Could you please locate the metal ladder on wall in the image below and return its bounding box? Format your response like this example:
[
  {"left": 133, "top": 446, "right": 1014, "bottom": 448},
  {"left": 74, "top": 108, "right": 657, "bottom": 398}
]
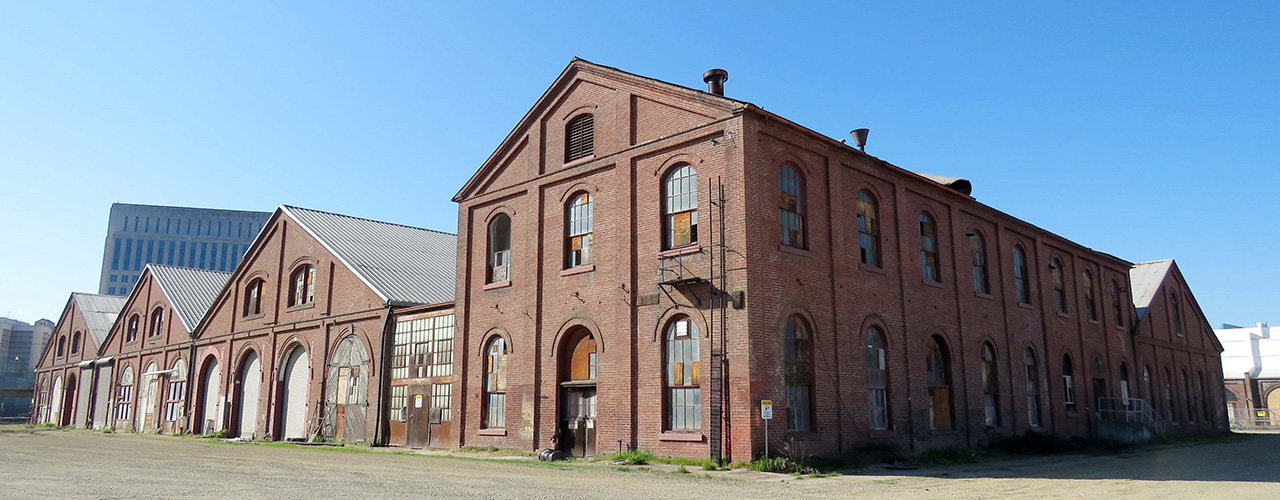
[{"left": 707, "top": 178, "right": 729, "bottom": 465}]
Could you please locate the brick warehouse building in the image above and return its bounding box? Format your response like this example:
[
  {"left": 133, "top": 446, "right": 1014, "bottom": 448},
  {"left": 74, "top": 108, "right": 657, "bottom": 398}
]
[{"left": 449, "top": 59, "right": 1225, "bottom": 462}]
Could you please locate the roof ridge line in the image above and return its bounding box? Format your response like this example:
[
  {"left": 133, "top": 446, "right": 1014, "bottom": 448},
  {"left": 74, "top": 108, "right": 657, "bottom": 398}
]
[{"left": 280, "top": 204, "right": 457, "bottom": 236}]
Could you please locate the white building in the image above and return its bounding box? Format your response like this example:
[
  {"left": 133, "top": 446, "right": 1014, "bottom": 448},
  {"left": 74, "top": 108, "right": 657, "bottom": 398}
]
[{"left": 1215, "top": 322, "right": 1280, "bottom": 424}]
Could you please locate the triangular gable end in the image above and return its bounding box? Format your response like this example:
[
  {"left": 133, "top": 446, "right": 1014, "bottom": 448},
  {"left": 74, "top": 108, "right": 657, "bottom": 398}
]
[
  {"left": 35, "top": 294, "right": 79, "bottom": 369},
  {"left": 452, "top": 58, "right": 744, "bottom": 202},
  {"left": 1166, "top": 261, "right": 1224, "bottom": 353}
]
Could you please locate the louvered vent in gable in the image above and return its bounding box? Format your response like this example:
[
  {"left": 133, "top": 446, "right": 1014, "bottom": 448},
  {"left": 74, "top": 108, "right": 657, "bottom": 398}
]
[{"left": 565, "top": 114, "right": 595, "bottom": 163}]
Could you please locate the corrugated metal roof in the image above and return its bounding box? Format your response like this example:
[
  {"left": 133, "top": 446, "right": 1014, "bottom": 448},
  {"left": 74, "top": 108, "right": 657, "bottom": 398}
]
[
  {"left": 71, "top": 293, "right": 126, "bottom": 345},
  {"left": 1129, "top": 259, "right": 1174, "bottom": 318},
  {"left": 148, "top": 265, "right": 232, "bottom": 333},
  {"left": 282, "top": 205, "right": 457, "bottom": 306}
]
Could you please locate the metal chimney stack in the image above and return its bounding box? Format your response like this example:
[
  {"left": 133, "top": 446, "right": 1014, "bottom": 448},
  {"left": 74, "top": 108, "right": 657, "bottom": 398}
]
[{"left": 703, "top": 69, "right": 728, "bottom": 96}]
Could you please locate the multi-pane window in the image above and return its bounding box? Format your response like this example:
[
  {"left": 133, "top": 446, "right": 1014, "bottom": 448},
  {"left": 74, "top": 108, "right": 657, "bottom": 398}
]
[
  {"left": 1050, "top": 259, "right": 1067, "bottom": 314},
  {"left": 488, "top": 214, "right": 511, "bottom": 283},
  {"left": 126, "top": 314, "right": 140, "bottom": 343},
  {"left": 244, "top": 279, "right": 263, "bottom": 317},
  {"left": 71, "top": 332, "right": 81, "bottom": 354},
  {"left": 431, "top": 383, "right": 452, "bottom": 423},
  {"left": 289, "top": 265, "right": 316, "bottom": 306},
  {"left": 565, "top": 114, "right": 594, "bottom": 162},
  {"left": 856, "top": 191, "right": 880, "bottom": 267},
  {"left": 663, "top": 164, "right": 698, "bottom": 249},
  {"left": 390, "top": 386, "right": 408, "bottom": 422},
  {"left": 970, "top": 233, "right": 989, "bottom": 294},
  {"left": 866, "top": 327, "right": 889, "bottom": 431},
  {"left": 116, "top": 366, "right": 134, "bottom": 421},
  {"left": 149, "top": 308, "right": 165, "bottom": 338},
  {"left": 566, "top": 193, "right": 593, "bottom": 268},
  {"left": 164, "top": 359, "right": 187, "bottom": 423},
  {"left": 981, "top": 342, "right": 999, "bottom": 427},
  {"left": 926, "top": 335, "right": 953, "bottom": 430},
  {"left": 1170, "top": 292, "right": 1183, "bottom": 336},
  {"left": 1182, "top": 369, "right": 1194, "bottom": 422},
  {"left": 391, "top": 315, "right": 455, "bottom": 380},
  {"left": 1026, "top": 348, "right": 1042, "bottom": 427},
  {"left": 778, "top": 165, "right": 805, "bottom": 248},
  {"left": 1111, "top": 280, "right": 1125, "bottom": 327},
  {"left": 919, "top": 213, "right": 940, "bottom": 282},
  {"left": 1062, "top": 354, "right": 1076, "bottom": 412},
  {"left": 1013, "top": 247, "right": 1030, "bottom": 304},
  {"left": 666, "top": 317, "right": 701, "bottom": 431},
  {"left": 784, "top": 316, "right": 813, "bottom": 433},
  {"left": 1083, "top": 271, "right": 1097, "bottom": 321},
  {"left": 484, "top": 337, "right": 507, "bottom": 429}
]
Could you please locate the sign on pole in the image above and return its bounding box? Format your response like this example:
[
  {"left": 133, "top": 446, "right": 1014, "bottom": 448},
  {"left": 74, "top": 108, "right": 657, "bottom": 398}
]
[{"left": 760, "top": 400, "right": 773, "bottom": 420}]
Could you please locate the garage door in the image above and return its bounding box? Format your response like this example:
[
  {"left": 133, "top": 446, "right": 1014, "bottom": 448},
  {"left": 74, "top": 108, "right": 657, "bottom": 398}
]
[
  {"left": 237, "top": 352, "right": 261, "bottom": 439},
  {"left": 280, "top": 347, "right": 309, "bottom": 440}
]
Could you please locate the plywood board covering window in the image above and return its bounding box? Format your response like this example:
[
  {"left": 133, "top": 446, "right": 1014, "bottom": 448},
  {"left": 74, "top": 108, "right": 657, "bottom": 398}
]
[{"left": 663, "top": 165, "right": 698, "bottom": 249}]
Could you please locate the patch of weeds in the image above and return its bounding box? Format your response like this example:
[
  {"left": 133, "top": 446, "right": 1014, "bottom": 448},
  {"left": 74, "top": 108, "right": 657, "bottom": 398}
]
[
  {"left": 607, "top": 449, "right": 657, "bottom": 465},
  {"left": 675, "top": 465, "right": 690, "bottom": 474},
  {"left": 101, "top": 427, "right": 114, "bottom": 434}
]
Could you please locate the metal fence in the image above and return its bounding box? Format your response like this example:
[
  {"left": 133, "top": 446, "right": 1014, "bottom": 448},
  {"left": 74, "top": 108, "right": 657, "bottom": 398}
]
[{"left": 1228, "top": 407, "right": 1280, "bottom": 429}]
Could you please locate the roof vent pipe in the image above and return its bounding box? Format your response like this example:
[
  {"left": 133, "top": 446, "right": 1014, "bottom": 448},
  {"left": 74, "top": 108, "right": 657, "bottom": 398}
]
[
  {"left": 851, "top": 128, "right": 869, "bottom": 152},
  {"left": 703, "top": 69, "right": 728, "bottom": 96}
]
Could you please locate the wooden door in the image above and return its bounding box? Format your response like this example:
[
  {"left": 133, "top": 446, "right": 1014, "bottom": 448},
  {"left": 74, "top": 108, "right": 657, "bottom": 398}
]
[
  {"left": 559, "top": 386, "right": 597, "bottom": 458},
  {"left": 406, "top": 384, "right": 428, "bottom": 449}
]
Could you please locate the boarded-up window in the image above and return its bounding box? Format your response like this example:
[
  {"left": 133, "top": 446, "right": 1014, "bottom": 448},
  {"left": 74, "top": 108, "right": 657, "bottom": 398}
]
[
  {"left": 484, "top": 337, "right": 507, "bottom": 428},
  {"left": 566, "top": 192, "right": 593, "bottom": 268},
  {"left": 926, "top": 336, "right": 952, "bottom": 430},
  {"left": 866, "top": 327, "right": 889, "bottom": 431},
  {"left": 981, "top": 342, "right": 999, "bottom": 427},
  {"left": 290, "top": 265, "right": 316, "bottom": 307},
  {"left": 784, "top": 316, "right": 813, "bottom": 433},
  {"left": 919, "top": 213, "right": 940, "bottom": 282},
  {"left": 665, "top": 317, "right": 700, "bottom": 431},
  {"left": 565, "top": 114, "right": 594, "bottom": 162},
  {"left": 663, "top": 164, "right": 698, "bottom": 249},
  {"left": 778, "top": 165, "right": 805, "bottom": 248},
  {"left": 338, "top": 366, "right": 361, "bottom": 405},
  {"left": 856, "top": 190, "right": 880, "bottom": 267},
  {"left": 568, "top": 334, "right": 597, "bottom": 381},
  {"left": 488, "top": 214, "right": 511, "bottom": 283}
]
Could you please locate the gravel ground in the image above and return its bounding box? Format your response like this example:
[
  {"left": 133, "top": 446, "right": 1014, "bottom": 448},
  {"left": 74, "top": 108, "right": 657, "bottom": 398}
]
[{"left": 2, "top": 427, "right": 1279, "bottom": 499}]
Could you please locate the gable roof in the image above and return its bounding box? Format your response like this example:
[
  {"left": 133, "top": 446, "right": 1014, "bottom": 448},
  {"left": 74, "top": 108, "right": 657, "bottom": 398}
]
[
  {"left": 1129, "top": 259, "right": 1174, "bottom": 317},
  {"left": 282, "top": 205, "right": 457, "bottom": 306},
  {"left": 70, "top": 293, "right": 126, "bottom": 346},
  {"left": 147, "top": 265, "right": 232, "bottom": 333}
]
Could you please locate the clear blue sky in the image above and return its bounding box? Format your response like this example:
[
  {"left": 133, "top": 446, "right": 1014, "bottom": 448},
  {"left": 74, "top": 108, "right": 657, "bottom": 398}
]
[{"left": 1, "top": 2, "right": 1276, "bottom": 328}]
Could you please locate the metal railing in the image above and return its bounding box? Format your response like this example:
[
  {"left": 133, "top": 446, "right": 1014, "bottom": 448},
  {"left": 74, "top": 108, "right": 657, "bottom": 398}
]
[
  {"left": 1228, "top": 407, "right": 1280, "bottom": 430},
  {"left": 1096, "top": 397, "right": 1165, "bottom": 436}
]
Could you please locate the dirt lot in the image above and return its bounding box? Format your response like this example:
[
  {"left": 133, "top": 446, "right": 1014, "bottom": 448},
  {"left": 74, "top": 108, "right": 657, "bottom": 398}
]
[{"left": 2, "top": 428, "right": 1278, "bottom": 499}]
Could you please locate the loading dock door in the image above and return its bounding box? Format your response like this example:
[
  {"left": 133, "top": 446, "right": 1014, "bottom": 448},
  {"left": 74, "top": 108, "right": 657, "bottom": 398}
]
[
  {"left": 406, "top": 384, "right": 428, "bottom": 449},
  {"left": 237, "top": 352, "right": 262, "bottom": 439},
  {"left": 280, "top": 348, "right": 309, "bottom": 440}
]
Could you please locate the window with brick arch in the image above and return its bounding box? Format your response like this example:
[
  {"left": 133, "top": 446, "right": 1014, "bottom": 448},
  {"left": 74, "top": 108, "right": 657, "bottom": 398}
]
[
  {"left": 1170, "top": 292, "right": 1183, "bottom": 336},
  {"left": 565, "top": 114, "right": 594, "bottom": 163},
  {"left": 919, "top": 213, "right": 940, "bottom": 282},
  {"left": 1164, "top": 367, "right": 1175, "bottom": 422},
  {"left": 487, "top": 214, "right": 511, "bottom": 283},
  {"left": 289, "top": 265, "right": 316, "bottom": 307},
  {"left": 165, "top": 359, "right": 187, "bottom": 423},
  {"left": 866, "top": 327, "right": 890, "bottom": 431},
  {"left": 1142, "top": 364, "right": 1153, "bottom": 406},
  {"left": 116, "top": 366, "right": 134, "bottom": 422},
  {"left": 981, "top": 342, "right": 999, "bottom": 427},
  {"left": 663, "top": 164, "right": 698, "bottom": 249},
  {"left": 1182, "top": 369, "right": 1194, "bottom": 423},
  {"left": 784, "top": 315, "right": 813, "bottom": 433},
  {"left": 778, "top": 165, "right": 805, "bottom": 248},
  {"left": 926, "top": 335, "right": 953, "bottom": 430},
  {"left": 244, "top": 279, "right": 263, "bottom": 317},
  {"left": 1062, "top": 354, "right": 1076, "bottom": 412},
  {"left": 1120, "top": 362, "right": 1132, "bottom": 411},
  {"left": 856, "top": 190, "right": 880, "bottom": 267},
  {"left": 1083, "top": 270, "right": 1097, "bottom": 321},
  {"left": 56, "top": 336, "right": 65, "bottom": 357},
  {"left": 71, "top": 331, "right": 81, "bottom": 355},
  {"left": 1013, "top": 246, "right": 1030, "bottom": 304},
  {"left": 565, "top": 192, "right": 593, "bottom": 268},
  {"left": 1111, "top": 280, "right": 1124, "bottom": 327},
  {"left": 1026, "top": 348, "right": 1042, "bottom": 427},
  {"left": 484, "top": 336, "right": 507, "bottom": 429},
  {"left": 149, "top": 307, "right": 164, "bottom": 338},
  {"left": 665, "top": 317, "right": 700, "bottom": 431},
  {"left": 970, "top": 233, "right": 990, "bottom": 294},
  {"left": 1197, "top": 371, "right": 1209, "bottom": 425},
  {"left": 1050, "top": 259, "right": 1067, "bottom": 314},
  {"left": 126, "top": 314, "right": 140, "bottom": 343}
]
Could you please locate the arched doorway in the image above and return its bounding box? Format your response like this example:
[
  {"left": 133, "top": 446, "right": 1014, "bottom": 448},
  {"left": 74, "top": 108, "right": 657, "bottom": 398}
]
[
  {"left": 195, "top": 356, "right": 222, "bottom": 435},
  {"left": 1267, "top": 389, "right": 1280, "bottom": 426},
  {"left": 325, "top": 335, "right": 370, "bottom": 442},
  {"left": 59, "top": 375, "right": 76, "bottom": 426},
  {"left": 49, "top": 376, "right": 63, "bottom": 425},
  {"left": 137, "top": 362, "right": 159, "bottom": 432},
  {"left": 235, "top": 351, "right": 262, "bottom": 439},
  {"left": 278, "top": 345, "right": 310, "bottom": 441},
  {"left": 558, "top": 329, "right": 598, "bottom": 458},
  {"left": 1225, "top": 390, "right": 1239, "bottom": 427}
]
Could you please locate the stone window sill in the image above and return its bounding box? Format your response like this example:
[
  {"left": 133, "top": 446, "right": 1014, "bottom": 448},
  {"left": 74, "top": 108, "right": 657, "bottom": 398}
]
[
  {"left": 242, "top": 313, "right": 265, "bottom": 321},
  {"left": 975, "top": 291, "right": 993, "bottom": 300},
  {"left": 563, "top": 155, "right": 596, "bottom": 169},
  {"left": 483, "top": 280, "right": 511, "bottom": 291},
  {"left": 859, "top": 263, "right": 886, "bottom": 274},
  {"left": 658, "top": 432, "right": 704, "bottom": 442},
  {"left": 559, "top": 265, "right": 594, "bottom": 277},
  {"left": 1018, "top": 302, "right": 1035, "bottom": 310},
  {"left": 658, "top": 246, "right": 701, "bottom": 259},
  {"left": 478, "top": 428, "right": 507, "bottom": 436},
  {"left": 1057, "top": 311, "right": 1070, "bottom": 319},
  {"left": 778, "top": 244, "right": 812, "bottom": 258},
  {"left": 922, "top": 279, "right": 944, "bottom": 289},
  {"left": 286, "top": 302, "right": 315, "bottom": 313},
  {"left": 1087, "top": 319, "right": 1100, "bottom": 326}
]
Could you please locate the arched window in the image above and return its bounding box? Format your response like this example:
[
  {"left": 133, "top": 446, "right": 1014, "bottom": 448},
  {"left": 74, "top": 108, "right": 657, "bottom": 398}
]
[
  {"left": 289, "top": 265, "right": 316, "bottom": 306},
  {"left": 565, "top": 114, "right": 594, "bottom": 162},
  {"left": 1182, "top": 369, "right": 1194, "bottom": 422},
  {"left": 778, "top": 165, "right": 805, "bottom": 248},
  {"left": 71, "top": 331, "right": 81, "bottom": 355},
  {"left": 1164, "top": 367, "right": 1175, "bottom": 422},
  {"left": 116, "top": 366, "right": 135, "bottom": 422},
  {"left": 487, "top": 214, "right": 511, "bottom": 283},
  {"left": 165, "top": 359, "right": 187, "bottom": 423},
  {"left": 1170, "top": 292, "right": 1183, "bottom": 336},
  {"left": 970, "top": 233, "right": 989, "bottom": 294},
  {"left": 1062, "top": 354, "right": 1076, "bottom": 412},
  {"left": 919, "top": 213, "right": 940, "bottom": 282},
  {"left": 981, "top": 342, "right": 999, "bottom": 427},
  {"left": 126, "top": 314, "right": 140, "bottom": 343},
  {"left": 866, "top": 327, "right": 889, "bottom": 431},
  {"left": 244, "top": 279, "right": 263, "bottom": 317},
  {"left": 1120, "top": 362, "right": 1131, "bottom": 410},
  {"left": 1050, "top": 259, "right": 1067, "bottom": 314},
  {"left": 1026, "top": 348, "right": 1042, "bottom": 427},
  {"left": 665, "top": 317, "right": 701, "bottom": 431},
  {"left": 663, "top": 164, "right": 698, "bottom": 249},
  {"left": 149, "top": 307, "right": 165, "bottom": 338},
  {"left": 1083, "top": 270, "right": 1097, "bottom": 321},
  {"left": 565, "top": 192, "right": 593, "bottom": 268},
  {"left": 1111, "top": 280, "right": 1124, "bottom": 327},
  {"left": 1013, "top": 246, "right": 1030, "bottom": 304},
  {"left": 483, "top": 337, "right": 507, "bottom": 429},
  {"left": 856, "top": 190, "right": 880, "bottom": 267},
  {"left": 926, "top": 335, "right": 952, "bottom": 430},
  {"left": 784, "top": 315, "right": 813, "bottom": 432},
  {"left": 1143, "top": 364, "right": 1153, "bottom": 404},
  {"left": 56, "top": 336, "right": 66, "bottom": 357},
  {"left": 1197, "top": 371, "right": 1209, "bottom": 425}
]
